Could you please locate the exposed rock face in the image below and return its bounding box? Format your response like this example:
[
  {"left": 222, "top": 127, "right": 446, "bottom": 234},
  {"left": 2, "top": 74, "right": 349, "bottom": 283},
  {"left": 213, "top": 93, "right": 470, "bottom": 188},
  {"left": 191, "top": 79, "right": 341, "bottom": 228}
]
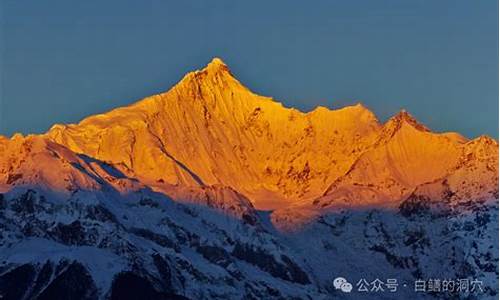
[{"left": 0, "top": 58, "right": 497, "bottom": 299}]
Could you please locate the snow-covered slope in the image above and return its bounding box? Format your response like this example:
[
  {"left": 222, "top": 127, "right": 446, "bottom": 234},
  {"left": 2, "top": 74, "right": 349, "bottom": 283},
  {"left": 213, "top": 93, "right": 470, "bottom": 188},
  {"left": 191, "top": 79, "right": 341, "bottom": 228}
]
[
  {"left": 46, "top": 58, "right": 382, "bottom": 209},
  {"left": 315, "top": 113, "right": 497, "bottom": 209},
  {"left": 0, "top": 58, "right": 497, "bottom": 300}
]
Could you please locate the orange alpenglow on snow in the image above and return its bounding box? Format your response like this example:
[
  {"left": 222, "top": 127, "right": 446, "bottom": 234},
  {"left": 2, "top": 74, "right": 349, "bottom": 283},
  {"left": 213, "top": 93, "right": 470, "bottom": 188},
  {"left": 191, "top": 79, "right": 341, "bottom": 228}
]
[{"left": 0, "top": 58, "right": 498, "bottom": 229}]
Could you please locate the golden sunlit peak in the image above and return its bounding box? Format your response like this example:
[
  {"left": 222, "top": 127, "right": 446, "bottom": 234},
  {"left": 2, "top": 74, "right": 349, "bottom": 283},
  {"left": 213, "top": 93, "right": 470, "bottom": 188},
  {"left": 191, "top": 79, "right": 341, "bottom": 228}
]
[
  {"left": 392, "top": 109, "right": 416, "bottom": 122},
  {"left": 472, "top": 134, "right": 498, "bottom": 145},
  {"left": 177, "top": 57, "right": 233, "bottom": 87},
  {"left": 389, "top": 109, "right": 430, "bottom": 132},
  {"left": 205, "top": 57, "right": 229, "bottom": 71},
  {"left": 209, "top": 57, "right": 226, "bottom": 66}
]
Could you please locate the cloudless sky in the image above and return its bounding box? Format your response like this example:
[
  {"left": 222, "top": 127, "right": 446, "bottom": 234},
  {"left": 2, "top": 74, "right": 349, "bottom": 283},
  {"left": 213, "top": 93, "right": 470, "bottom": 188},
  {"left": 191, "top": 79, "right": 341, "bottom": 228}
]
[{"left": 0, "top": 0, "right": 498, "bottom": 138}]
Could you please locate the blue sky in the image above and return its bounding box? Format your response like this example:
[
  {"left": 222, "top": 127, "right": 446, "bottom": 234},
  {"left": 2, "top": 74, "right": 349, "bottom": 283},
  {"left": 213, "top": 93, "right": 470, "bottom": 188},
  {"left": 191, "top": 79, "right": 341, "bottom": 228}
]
[{"left": 1, "top": 0, "right": 498, "bottom": 138}]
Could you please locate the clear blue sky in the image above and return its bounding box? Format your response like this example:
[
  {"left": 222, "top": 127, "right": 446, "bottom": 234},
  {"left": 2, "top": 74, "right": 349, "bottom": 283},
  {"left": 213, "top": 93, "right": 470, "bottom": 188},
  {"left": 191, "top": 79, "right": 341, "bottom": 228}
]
[{"left": 1, "top": 0, "right": 498, "bottom": 138}]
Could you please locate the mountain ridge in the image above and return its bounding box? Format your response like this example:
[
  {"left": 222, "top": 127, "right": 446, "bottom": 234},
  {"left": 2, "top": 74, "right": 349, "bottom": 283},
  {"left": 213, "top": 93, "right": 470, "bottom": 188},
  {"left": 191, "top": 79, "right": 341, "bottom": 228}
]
[
  {"left": 0, "top": 58, "right": 498, "bottom": 299},
  {"left": 1, "top": 58, "right": 497, "bottom": 216}
]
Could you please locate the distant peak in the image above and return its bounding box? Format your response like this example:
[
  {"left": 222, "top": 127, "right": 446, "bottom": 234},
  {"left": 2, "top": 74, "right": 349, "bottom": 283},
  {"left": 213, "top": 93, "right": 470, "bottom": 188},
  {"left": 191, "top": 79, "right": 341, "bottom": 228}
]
[
  {"left": 208, "top": 57, "right": 227, "bottom": 67},
  {"left": 205, "top": 57, "right": 230, "bottom": 73},
  {"left": 353, "top": 102, "right": 367, "bottom": 109},
  {"left": 174, "top": 57, "right": 238, "bottom": 93},
  {"left": 11, "top": 133, "right": 26, "bottom": 140},
  {"left": 375, "top": 109, "right": 430, "bottom": 144},
  {"left": 178, "top": 57, "right": 233, "bottom": 84},
  {"left": 349, "top": 102, "right": 373, "bottom": 113},
  {"left": 394, "top": 109, "right": 411, "bottom": 120},
  {"left": 389, "top": 109, "right": 429, "bottom": 132},
  {"left": 470, "top": 135, "right": 498, "bottom": 146}
]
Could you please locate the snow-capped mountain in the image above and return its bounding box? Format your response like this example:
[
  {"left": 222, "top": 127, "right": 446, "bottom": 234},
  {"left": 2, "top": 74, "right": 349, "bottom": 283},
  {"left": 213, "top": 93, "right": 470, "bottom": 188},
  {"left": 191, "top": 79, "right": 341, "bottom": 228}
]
[{"left": 0, "top": 58, "right": 497, "bottom": 300}]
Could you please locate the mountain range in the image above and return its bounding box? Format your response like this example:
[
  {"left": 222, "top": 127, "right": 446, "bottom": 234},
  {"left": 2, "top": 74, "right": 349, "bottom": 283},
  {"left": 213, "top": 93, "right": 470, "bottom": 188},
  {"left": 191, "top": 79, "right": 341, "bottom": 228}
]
[{"left": 0, "top": 58, "right": 498, "bottom": 300}]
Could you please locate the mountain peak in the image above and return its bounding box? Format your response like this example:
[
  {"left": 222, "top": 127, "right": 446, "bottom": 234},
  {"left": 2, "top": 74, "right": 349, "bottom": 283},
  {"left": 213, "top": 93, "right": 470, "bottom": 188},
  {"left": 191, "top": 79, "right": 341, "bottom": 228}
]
[
  {"left": 387, "top": 109, "right": 430, "bottom": 132},
  {"left": 204, "top": 57, "right": 230, "bottom": 74},
  {"left": 393, "top": 109, "right": 414, "bottom": 122},
  {"left": 374, "top": 109, "right": 430, "bottom": 145},
  {"left": 467, "top": 135, "right": 499, "bottom": 149},
  {"left": 177, "top": 57, "right": 235, "bottom": 89},
  {"left": 207, "top": 57, "right": 227, "bottom": 68}
]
